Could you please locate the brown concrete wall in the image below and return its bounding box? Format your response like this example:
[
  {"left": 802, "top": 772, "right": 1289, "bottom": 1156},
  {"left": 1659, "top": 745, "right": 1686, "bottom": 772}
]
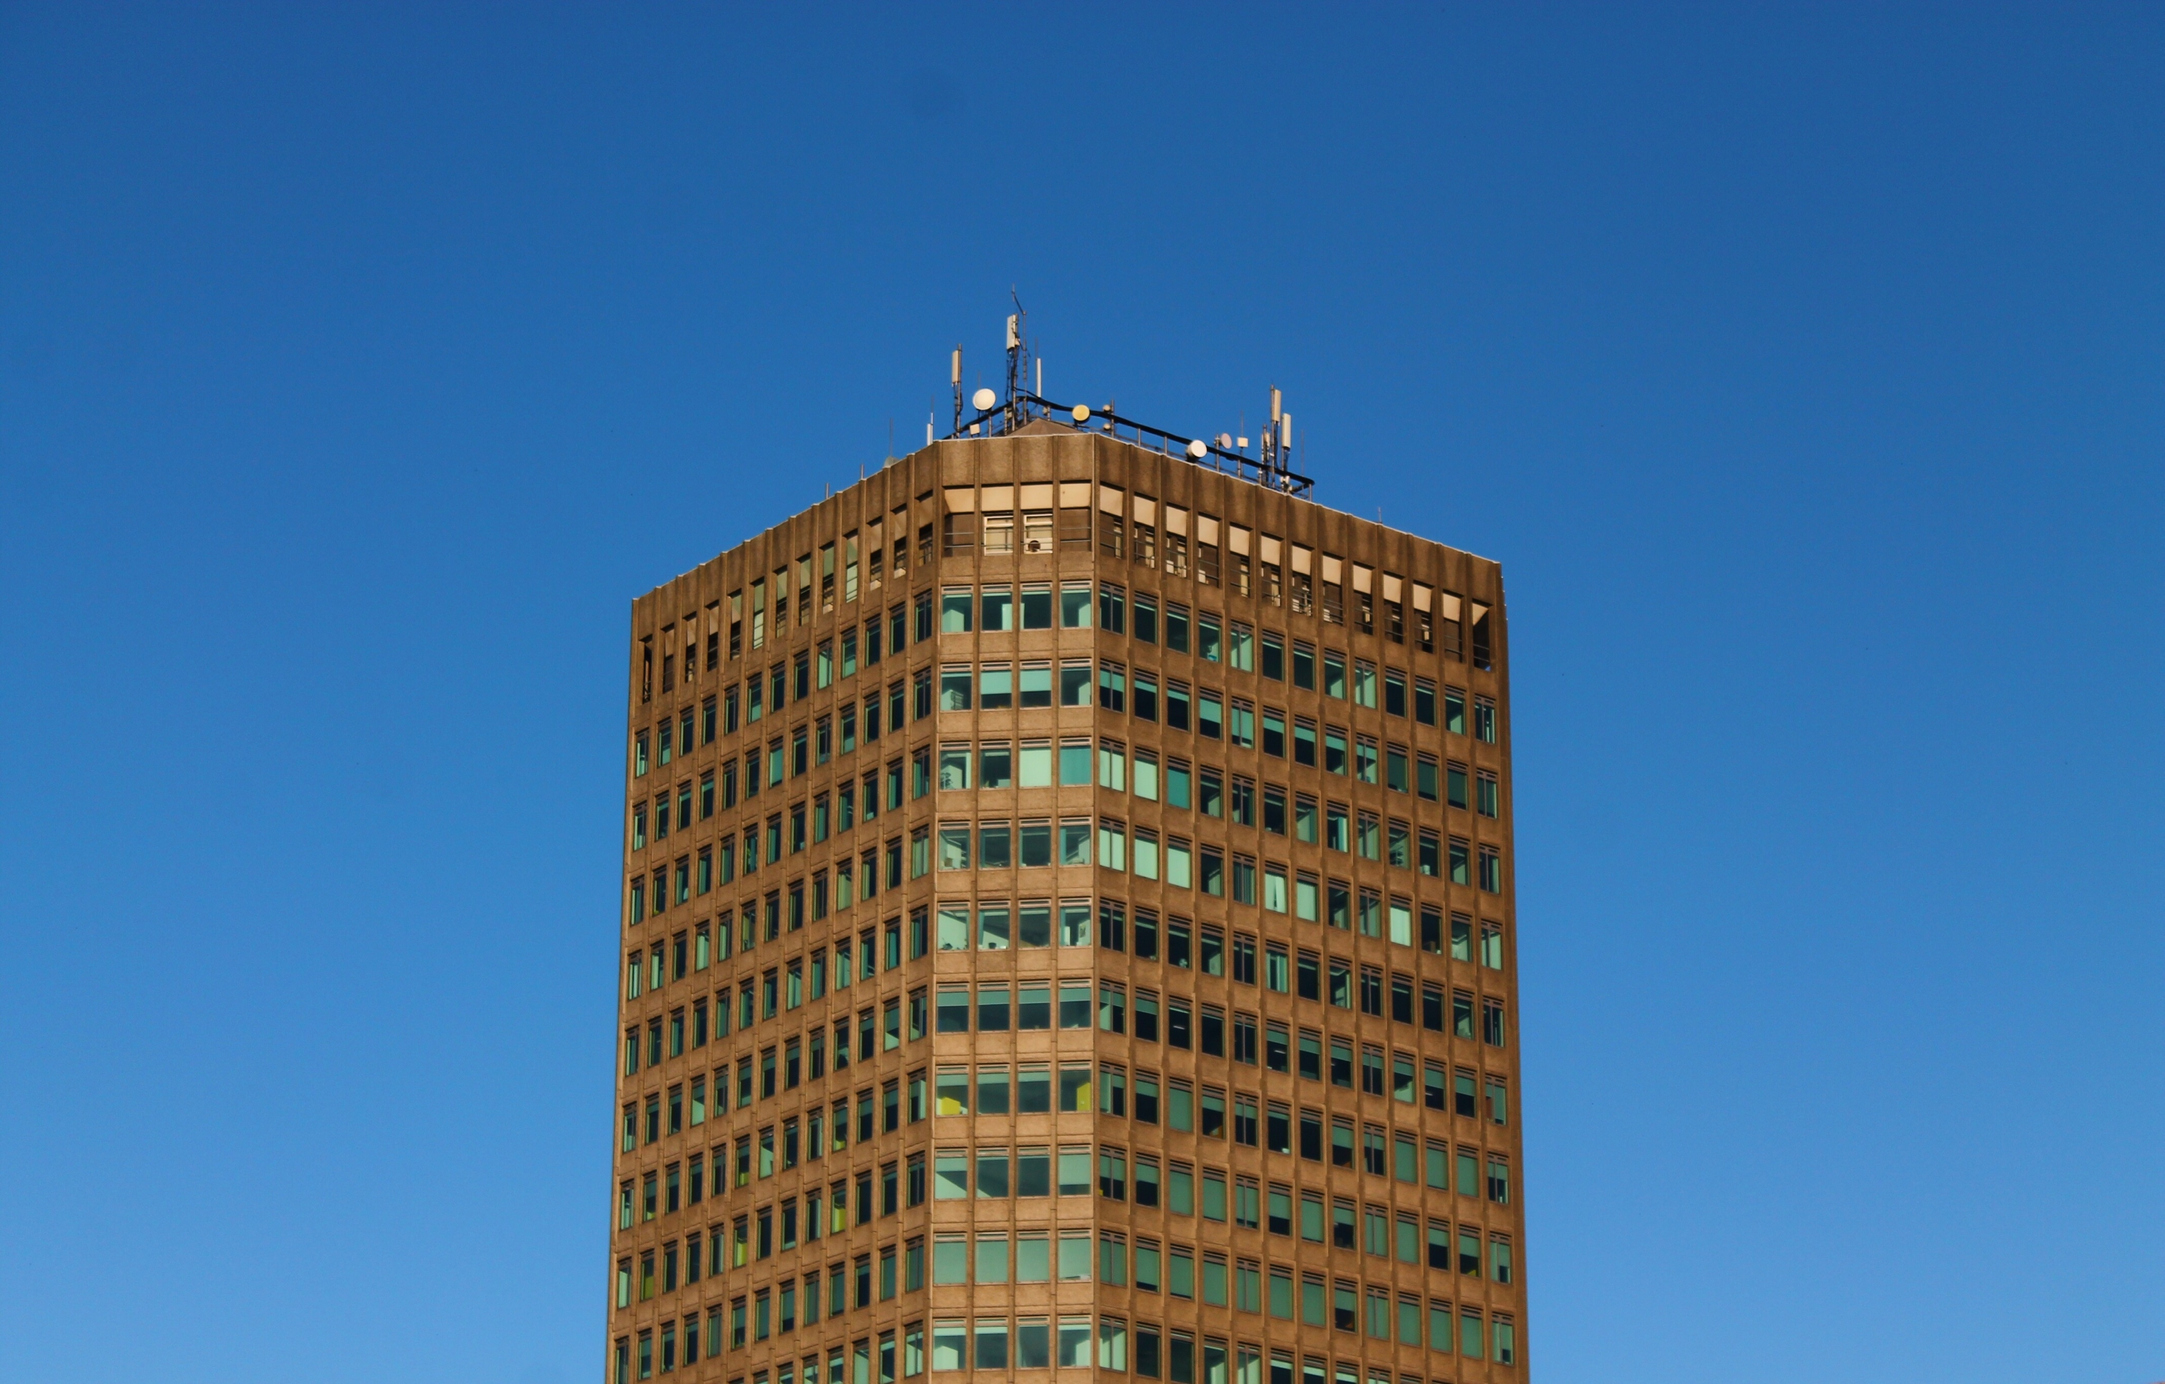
[{"left": 606, "top": 426, "right": 1524, "bottom": 1384}]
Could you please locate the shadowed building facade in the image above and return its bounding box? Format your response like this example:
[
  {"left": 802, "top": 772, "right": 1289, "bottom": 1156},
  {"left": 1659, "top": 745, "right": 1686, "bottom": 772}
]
[{"left": 608, "top": 416, "right": 1525, "bottom": 1384}]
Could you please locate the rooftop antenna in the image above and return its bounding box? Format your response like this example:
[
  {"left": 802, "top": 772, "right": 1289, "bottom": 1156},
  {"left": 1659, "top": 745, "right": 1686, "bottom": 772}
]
[
  {"left": 1265, "top": 386, "right": 1283, "bottom": 478},
  {"left": 1004, "top": 291, "right": 1027, "bottom": 432},
  {"left": 951, "top": 347, "right": 963, "bottom": 435}
]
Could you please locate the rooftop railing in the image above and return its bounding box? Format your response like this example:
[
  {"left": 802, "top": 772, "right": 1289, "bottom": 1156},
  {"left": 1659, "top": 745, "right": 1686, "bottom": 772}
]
[{"left": 944, "top": 390, "right": 1314, "bottom": 498}]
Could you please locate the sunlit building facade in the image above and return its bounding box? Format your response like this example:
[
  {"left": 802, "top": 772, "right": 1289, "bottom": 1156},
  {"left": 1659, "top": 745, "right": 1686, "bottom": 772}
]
[{"left": 609, "top": 418, "right": 1525, "bottom": 1384}]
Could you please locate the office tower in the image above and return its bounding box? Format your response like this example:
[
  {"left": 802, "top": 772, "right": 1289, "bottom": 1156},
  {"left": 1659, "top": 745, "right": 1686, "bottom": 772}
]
[{"left": 609, "top": 405, "right": 1524, "bottom": 1384}]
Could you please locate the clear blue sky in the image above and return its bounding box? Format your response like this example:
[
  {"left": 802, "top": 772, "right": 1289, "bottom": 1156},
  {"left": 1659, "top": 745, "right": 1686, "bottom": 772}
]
[{"left": 2, "top": 6, "right": 2159, "bottom": 1382}]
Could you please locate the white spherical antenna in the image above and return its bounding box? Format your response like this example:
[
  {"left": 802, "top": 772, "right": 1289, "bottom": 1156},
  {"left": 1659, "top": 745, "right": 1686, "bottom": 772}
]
[
  {"left": 1071, "top": 404, "right": 1091, "bottom": 423},
  {"left": 1187, "top": 439, "right": 1208, "bottom": 459},
  {"left": 972, "top": 387, "right": 997, "bottom": 412}
]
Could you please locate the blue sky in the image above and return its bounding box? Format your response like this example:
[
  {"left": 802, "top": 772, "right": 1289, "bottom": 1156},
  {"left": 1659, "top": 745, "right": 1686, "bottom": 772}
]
[{"left": 2, "top": 5, "right": 2160, "bottom": 1382}]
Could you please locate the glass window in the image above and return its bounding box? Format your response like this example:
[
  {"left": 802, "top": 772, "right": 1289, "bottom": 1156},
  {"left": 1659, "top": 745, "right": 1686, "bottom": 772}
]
[
  {"left": 1020, "top": 585, "right": 1054, "bottom": 629},
  {"left": 975, "top": 1320, "right": 1009, "bottom": 1371},
  {"left": 1019, "top": 662, "right": 1052, "bottom": 708},
  {"left": 1060, "top": 583, "right": 1092, "bottom": 628},
  {"left": 1015, "top": 739, "right": 1053, "bottom": 788},
  {"left": 1019, "top": 820, "right": 1052, "bottom": 867},
  {"left": 1099, "top": 584, "right": 1126, "bottom": 633},
  {"left": 936, "top": 905, "right": 969, "bottom": 951},
  {"left": 940, "top": 590, "right": 972, "bottom": 633},
  {"left": 1018, "top": 1064, "right": 1052, "bottom": 1110},
  {"left": 1059, "top": 1147, "right": 1092, "bottom": 1195},
  {"left": 937, "top": 744, "right": 971, "bottom": 791},
  {"left": 980, "top": 741, "right": 1013, "bottom": 789},
  {"left": 935, "top": 989, "right": 970, "bottom": 1033},
  {"left": 935, "top": 1068, "right": 969, "bottom": 1116},
  {"left": 1099, "top": 664, "right": 1127, "bottom": 712},
  {"left": 934, "top": 1153, "right": 968, "bottom": 1199},
  {"left": 937, "top": 823, "right": 970, "bottom": 870},
  {"left": 976, "top": 1232, "right": 1010, "bottom": 1283},
  {"left": 933, "top": 1320, "right": 966, "bottom": 1370},
  {"left": 939, "top": 666, "right": 972, "bottom": 712}
]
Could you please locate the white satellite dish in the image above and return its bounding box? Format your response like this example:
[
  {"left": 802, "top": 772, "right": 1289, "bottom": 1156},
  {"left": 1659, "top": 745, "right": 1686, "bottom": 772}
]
[
  {"left": 1071, "top": 405, "right": 1091, "bottom": 423},
  {"left": 1187, "top": 439, "right": 1208, "bottom": 459},
  {"left": 972, "top": 387, "right": 997, "bottom": 412}
]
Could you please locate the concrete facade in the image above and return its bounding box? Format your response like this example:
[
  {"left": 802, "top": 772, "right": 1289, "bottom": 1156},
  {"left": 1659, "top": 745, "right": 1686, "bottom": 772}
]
[{"left": 608, "top": 423, "right": 1525, "bottom": 1384}]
